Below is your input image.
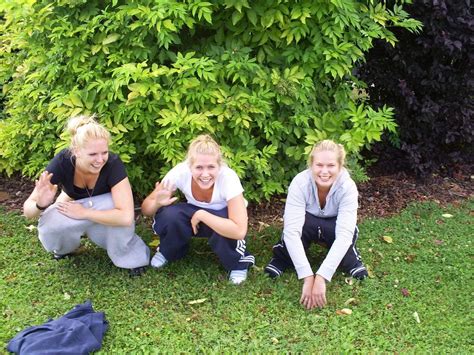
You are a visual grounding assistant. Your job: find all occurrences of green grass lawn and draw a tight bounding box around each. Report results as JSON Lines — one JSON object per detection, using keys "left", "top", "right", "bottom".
{"left": 1, "top": 199, "right": 472, "bottom": 353}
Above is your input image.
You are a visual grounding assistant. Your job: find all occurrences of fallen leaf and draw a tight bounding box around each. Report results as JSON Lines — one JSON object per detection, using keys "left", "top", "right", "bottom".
{"left": 271, "top": 337, "right": 279, "bottom": 344}
{"left": 386, "top": 303, "right": 393, "bottom": 309}
{"left": 344, "top": 298, "right": 357, "bottom": 306}
{"left": 401, "top": 288, "right": 410, "bottom": 297}
{"left": 188, "top": 298, "right": 207, "bottom": 305}
{"left": 63, "top": 292, "right": 71, "bottom": 300}
{"left": 382, "top": 235, "right": 393, "bottom": 244}
{"left": 344, "top": 277, "right": 354, "bottom": 285}
{"left": 148, "top": 239, "right": 160, "bottom": 248}
{"left": 413, "top": 311, "right": 421, "bottom": 323}
{"left": 258, "top": 221, "right": 270, "bottom": 232}
{"left": 367, "top": 265, "right": 375, "bottom": 278}
{"left": 336, "top": 308, "right": 352, "bottom": 315}
{"left": 441, "top": 213, "right": 453, "bottom": 218}
{"left": 405, "top": 254, "right": 416, "bottom": 263}
{"left": 433, "top": 239, "right": 444, "bottom": 245}
{"left": 25, "top": 225, "right": 37, "bottom": 232}
{"left": 5, "top": 273, "right": 17, "bottom": 282}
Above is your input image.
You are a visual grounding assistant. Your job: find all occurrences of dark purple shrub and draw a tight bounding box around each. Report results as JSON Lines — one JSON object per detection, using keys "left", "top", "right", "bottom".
{"left": 357, "top": 0, "right": 473, "bottom": 177}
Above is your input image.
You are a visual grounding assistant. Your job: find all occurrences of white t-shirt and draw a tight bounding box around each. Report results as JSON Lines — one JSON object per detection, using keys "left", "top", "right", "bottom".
{"left": 163, "top": 161, "right": 244, "bottom": 210}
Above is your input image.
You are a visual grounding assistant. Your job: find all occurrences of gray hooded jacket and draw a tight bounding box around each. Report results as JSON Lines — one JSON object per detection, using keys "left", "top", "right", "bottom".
{"left": 283, "top": 167, "right": 358, "bottom": 281}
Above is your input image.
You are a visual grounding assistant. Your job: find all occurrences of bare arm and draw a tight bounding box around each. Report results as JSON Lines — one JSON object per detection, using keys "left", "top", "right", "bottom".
{"left": 190, "top": 194, "right": 248, "bottom": 240}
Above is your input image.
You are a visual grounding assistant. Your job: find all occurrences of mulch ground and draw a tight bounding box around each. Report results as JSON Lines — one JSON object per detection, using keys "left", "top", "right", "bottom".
{"left": 1, "top": 165, "right": 472, "bottom": 230}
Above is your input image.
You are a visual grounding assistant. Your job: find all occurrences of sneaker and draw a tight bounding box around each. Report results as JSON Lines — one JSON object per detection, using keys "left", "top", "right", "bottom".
{"left": 229, "top": 269, "right": 248, "bottom": 285}
{"left": 129, "top": 266, "right": 146, "bottom": 277}
{"left": 350, "top": 265, "right": 368, "bottom": 280}
{"left": 264, "top": 259, "right": 284, "bottom": 278}
{"left": 52, "top": 250, "right": 72, "bottom": 261}
{"left": 150, "top": 251, "right": 168, "bottom": 269}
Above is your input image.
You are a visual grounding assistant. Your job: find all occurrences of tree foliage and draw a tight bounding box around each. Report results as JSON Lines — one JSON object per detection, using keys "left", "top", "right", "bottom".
{"left": 357, "top": 0, "right": 473, "bottom": 176}
{"left": 0, "top": 0, "right": 420, "bottom": 200}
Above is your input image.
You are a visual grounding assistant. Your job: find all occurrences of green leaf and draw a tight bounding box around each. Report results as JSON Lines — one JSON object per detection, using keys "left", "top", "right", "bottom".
{"left": 163, "top": 19, "right": 177, "bottom": 31}
{"left": 102, "top": 33, "right": 120, "bottom": 45}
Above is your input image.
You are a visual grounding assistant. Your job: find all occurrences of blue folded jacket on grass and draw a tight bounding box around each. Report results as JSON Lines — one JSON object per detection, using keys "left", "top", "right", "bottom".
{"left": 7, "top": 300, "right": 108, "bottom": 355}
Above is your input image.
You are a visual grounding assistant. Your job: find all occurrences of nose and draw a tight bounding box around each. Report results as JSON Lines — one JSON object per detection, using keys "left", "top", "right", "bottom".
{"left": 97, "top": 154, "right": 106, "bottom": 163}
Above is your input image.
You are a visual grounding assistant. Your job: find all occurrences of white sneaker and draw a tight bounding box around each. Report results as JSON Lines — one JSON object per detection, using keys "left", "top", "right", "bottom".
{"left": 229, "top": 269, "right": 248, "bottom": 285}
{"left": 150, "top": 251, "right": 168, "bottom": 269}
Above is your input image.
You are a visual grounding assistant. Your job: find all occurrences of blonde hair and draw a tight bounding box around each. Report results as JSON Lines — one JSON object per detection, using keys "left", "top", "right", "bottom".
{"left": 186, "top": 134, "right": 223, "bottom": 166}
{"left": 66, "top": 114, "right": 110, "bottom": 151}
{"left": 308, "top": 139, "right": 346, "bottom": 168}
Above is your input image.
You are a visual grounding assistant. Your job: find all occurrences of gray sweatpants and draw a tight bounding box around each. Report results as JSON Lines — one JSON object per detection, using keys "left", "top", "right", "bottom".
{"left": 38, "top": 193, "right": 150, "bottom": 269}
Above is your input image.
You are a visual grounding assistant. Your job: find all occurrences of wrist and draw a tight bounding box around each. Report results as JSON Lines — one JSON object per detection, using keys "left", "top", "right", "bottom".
{"left": 315, "top": 274, "right": 327, "bottom": 283}
{"left": 35, "top": 202, "right": 50, "bottom": 211}
{"left": 303, "top": 275, "right": 315, "bottom": 283}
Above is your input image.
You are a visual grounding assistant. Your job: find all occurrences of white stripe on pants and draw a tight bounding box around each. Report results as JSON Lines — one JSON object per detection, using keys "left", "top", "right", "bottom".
{"left": 38, "top": 193, "right": 150, "bottom": 269}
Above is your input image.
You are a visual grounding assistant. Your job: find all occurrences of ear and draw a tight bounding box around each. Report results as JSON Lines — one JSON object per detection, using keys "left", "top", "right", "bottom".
{"left": 71, "top": 146, "right": 80, "bottom": 158}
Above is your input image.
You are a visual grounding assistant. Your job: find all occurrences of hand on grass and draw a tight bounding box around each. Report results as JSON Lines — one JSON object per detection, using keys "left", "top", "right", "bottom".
{"left": 312, "top": 274, "right": 327, "bottom": 308}
{"left": 300, "top": 276, "right": 315, "bottom": 309}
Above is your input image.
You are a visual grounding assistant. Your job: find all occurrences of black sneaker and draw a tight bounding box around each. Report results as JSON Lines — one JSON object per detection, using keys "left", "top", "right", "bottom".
{"left": 52, "top": 252, "right": 72, "bottom": 261}
{"left": 129, "top": 266, "right": 146, "bottom": 277}
{"left": 350, "top": 265, "right": 368, "bottom": 280}
{"left": 264, "top": 258, "right": 285, "bottom": 278}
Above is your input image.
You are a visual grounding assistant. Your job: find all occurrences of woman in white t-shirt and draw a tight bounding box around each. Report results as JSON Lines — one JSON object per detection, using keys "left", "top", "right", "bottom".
{"left": 141, "top": 135, "right": 254, "bottom": 284}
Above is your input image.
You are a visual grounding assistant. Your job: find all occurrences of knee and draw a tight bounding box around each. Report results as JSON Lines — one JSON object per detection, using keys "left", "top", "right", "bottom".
{"left": 155, "top": 205, "right": 190, "bottom": 225}
{"left": 38, "top": 208, "right": 67, "bottom": 236}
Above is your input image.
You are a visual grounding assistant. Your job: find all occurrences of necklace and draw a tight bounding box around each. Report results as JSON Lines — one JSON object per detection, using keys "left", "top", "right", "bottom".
{"left": 71, "top": 156, "right": 96, "bottom": 207}
{"left": 80, "top": 175, "right": 95, "bottom": 208}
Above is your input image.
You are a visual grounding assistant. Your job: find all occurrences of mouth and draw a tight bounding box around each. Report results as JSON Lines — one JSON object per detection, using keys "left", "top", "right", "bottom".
{"left": 198, "top": 178, "right": 214, "bottom": 186}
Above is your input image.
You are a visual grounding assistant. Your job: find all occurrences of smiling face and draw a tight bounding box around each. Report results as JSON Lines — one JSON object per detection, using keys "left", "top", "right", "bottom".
{"left": 311, "top": 150, "right": 341, "bottom": 191}
{"left": 74, "top": 138, "right": 109, "bottom": 175}
{"left": 190, "top": 153, "right": 220, "bottom": 190}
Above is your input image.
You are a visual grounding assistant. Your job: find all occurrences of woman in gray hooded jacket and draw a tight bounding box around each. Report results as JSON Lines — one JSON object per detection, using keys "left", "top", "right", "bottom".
{"left": 265, "top": 140, "right": 368, "bottom": 309}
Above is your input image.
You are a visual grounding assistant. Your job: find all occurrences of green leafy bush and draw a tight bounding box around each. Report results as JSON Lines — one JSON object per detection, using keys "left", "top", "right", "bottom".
{"left": 0, "top": 0, "right": 420, "bottom": 200}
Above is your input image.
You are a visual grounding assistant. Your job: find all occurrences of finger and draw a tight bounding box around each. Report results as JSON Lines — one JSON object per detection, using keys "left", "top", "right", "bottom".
{"left": 191, "top": 222, "right": 198, "bottom": 235}
{"left": 299, "top": 293, "right": 307, "bottom": 304}
{"left": 300, "top": 295, "right": 309, "bottom": 308}
{"left": 315, "top": 295, "right": 325, "bottom": 308}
